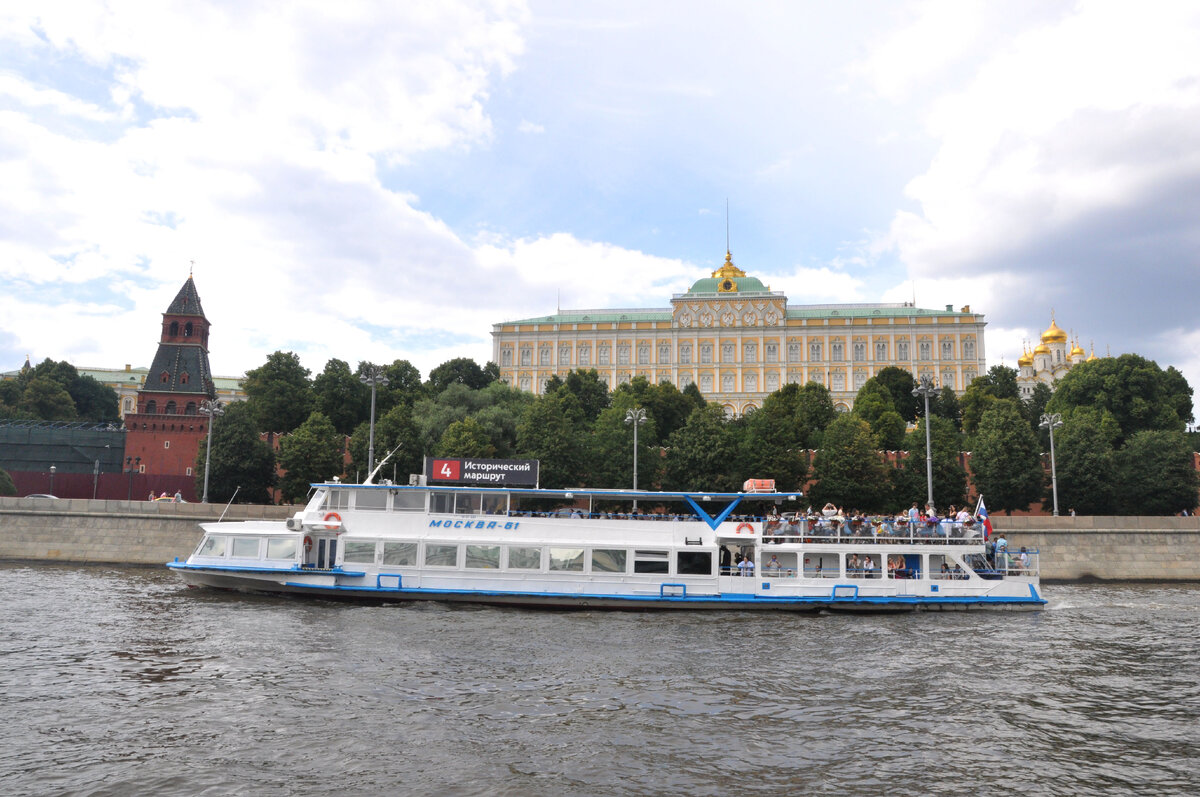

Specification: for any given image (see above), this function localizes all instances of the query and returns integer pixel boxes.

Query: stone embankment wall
[0,497,297,566]
[997,515,1200,581]
[1,498,1198,580]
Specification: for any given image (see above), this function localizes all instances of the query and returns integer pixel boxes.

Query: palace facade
[492,251,988,414]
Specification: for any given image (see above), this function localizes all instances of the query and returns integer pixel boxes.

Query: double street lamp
[912,375,937,511]
[1040,412,1063,516]
[360,366,389,480]
[625,407,647,511]
[199,399,224,503]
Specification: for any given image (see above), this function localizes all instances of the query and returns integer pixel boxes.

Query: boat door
[303,534,339,569]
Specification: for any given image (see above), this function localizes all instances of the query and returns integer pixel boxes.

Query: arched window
[169,321,179,336]
[145,400,157,414]
[185,402,197,415]
[165,401,177,415]
[180,372,190,384]
[160,371,170,384]
[184,322,193,337]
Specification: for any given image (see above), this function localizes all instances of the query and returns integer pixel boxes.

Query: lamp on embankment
[199,399,224,503]
[912,375,937,510]
[625,407,647,512]
[1040,412,1063,517]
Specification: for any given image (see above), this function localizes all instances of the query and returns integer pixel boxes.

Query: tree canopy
[195,401,276,504]
[969,398,1044,514]
[277,411,345,503]
[808,414,893,510]
[243,351,313,433]
[1047,354,1194,444]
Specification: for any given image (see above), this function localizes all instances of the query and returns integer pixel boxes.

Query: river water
[1,564,1196,796]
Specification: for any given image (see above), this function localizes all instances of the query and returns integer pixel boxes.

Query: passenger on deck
[863,557,875,578]
[738,555,755,577]
[765,553,782,575]
[847,553,859,575]
[1018,547,1031,574]
[952,563,965,579]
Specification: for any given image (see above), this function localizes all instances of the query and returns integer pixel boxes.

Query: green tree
[662,404,741,493]
[934,385,962,432]
[588,396,661,490]
[377,359,425,412]
[348,402,423,483]
[795,381,837,448]
[516,393,588,488]
[852,378,906,450]
[436,416,496,458]
[1047,354,1194,444]
[738,386,810,491]
[553,369,611,423]
[312,359,368,435]
[194,401,276,504]
[895,415,967,512]
[0,465,16,496]
[20,377,77,420]
[873,366,920,422]
[613,376,697,443]
[1114,430,1198,515]
[243,351,313,433]
[808,414,892,510]
[969,399,1043,514]
[278,412,345,503]
[426,357,494,393]
[1052,409,1118,515]
[961,365,1021,436]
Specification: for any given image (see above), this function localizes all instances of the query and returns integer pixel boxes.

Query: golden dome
[1017,346,1033,366]
[1070,340,1085,357]
[1034,342,1050,355]
[1041,317,1068,343]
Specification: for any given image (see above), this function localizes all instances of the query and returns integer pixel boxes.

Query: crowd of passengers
[759,502,984,542]
[718,551,970,579]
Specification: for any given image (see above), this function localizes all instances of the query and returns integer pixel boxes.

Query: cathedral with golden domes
[1017,316,1097,399]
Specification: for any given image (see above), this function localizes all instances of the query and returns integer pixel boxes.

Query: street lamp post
[360,366,390,480]
[49,465,56,496]
[912,376,937,511]
[1040,412,1064,516]
[624,407,647,511]
[199,399,224,503]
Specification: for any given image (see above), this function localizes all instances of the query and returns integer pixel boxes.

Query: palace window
[700,344,713,364]
[700,375,713,392]
[743,343,757,363]
[830,341,844,362]
[559,346,570,364]
[722,374,735,392]
[898,340,910,360]
[788,342,801,362]
[638,344,650,365]
[854,371,866,389]
[519,376,531,391]
[539,346,552,366]
[919,341,932,361]
[658,343,670,364]
[501,349,512,366]
[520,347,532,366]
[809,342,823,362]
[875,341,888,361]
[679,344,692,364]
[831,372,845,391]
[745,373,757,391]
[722,343,735,362]
[765,342,779,363]
[766,372,779,391]
[963,339,976,360]
[679,373,693,388]
[942,371,955,390]
[598,345,610,365]
[941,340,954,360]
[578,346,590,366]
[617,345,630,365]
[853,342,866,362]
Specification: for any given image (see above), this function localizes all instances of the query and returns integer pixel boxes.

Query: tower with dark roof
[123,276,216,498]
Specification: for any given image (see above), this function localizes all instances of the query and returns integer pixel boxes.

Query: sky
[2,0,1198,406]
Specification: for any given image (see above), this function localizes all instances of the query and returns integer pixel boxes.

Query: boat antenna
[217,485,241,522]
[364,442,405,485]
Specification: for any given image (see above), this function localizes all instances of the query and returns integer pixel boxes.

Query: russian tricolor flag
[976,496,993,540]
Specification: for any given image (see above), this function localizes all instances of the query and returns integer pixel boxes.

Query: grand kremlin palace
[492,252,987,415]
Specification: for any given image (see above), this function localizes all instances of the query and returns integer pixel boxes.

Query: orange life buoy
[303,536,313,553]
[736,522,754,534]
[323,512,341,530]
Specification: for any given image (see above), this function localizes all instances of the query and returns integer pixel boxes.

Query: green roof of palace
[500,304,967,326]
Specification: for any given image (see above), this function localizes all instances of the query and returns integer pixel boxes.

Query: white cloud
[517,119,545,133]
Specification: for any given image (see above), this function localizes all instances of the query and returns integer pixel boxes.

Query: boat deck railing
[762,520,984,545]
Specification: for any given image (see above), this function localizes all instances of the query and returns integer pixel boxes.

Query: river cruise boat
[168,480,1045,611]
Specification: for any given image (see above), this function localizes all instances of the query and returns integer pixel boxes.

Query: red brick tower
[123,276,215,499]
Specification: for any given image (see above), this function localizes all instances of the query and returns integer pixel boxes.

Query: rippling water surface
[1,564,1197,796]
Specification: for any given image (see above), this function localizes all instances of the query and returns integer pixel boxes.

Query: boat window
[591,549,627,573]
[198,536,227,557]
[430,492,454,514]
[455,493,484,514]
[343,541,378,564]
[324,490,350,512]
[392,492,425,512]
[231,537,261,559]
[355,490,387,511]
[507,546,542,570]
[803,554,838,578]
[425,544,459,567]
[466,545,500,569]
[382,542,418,566]
[481,495,508,515]
[634,549,670,574]
[845,553,882,579]
[266,538,297,560]
[549,547,585,572]
[676,551,712,576]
